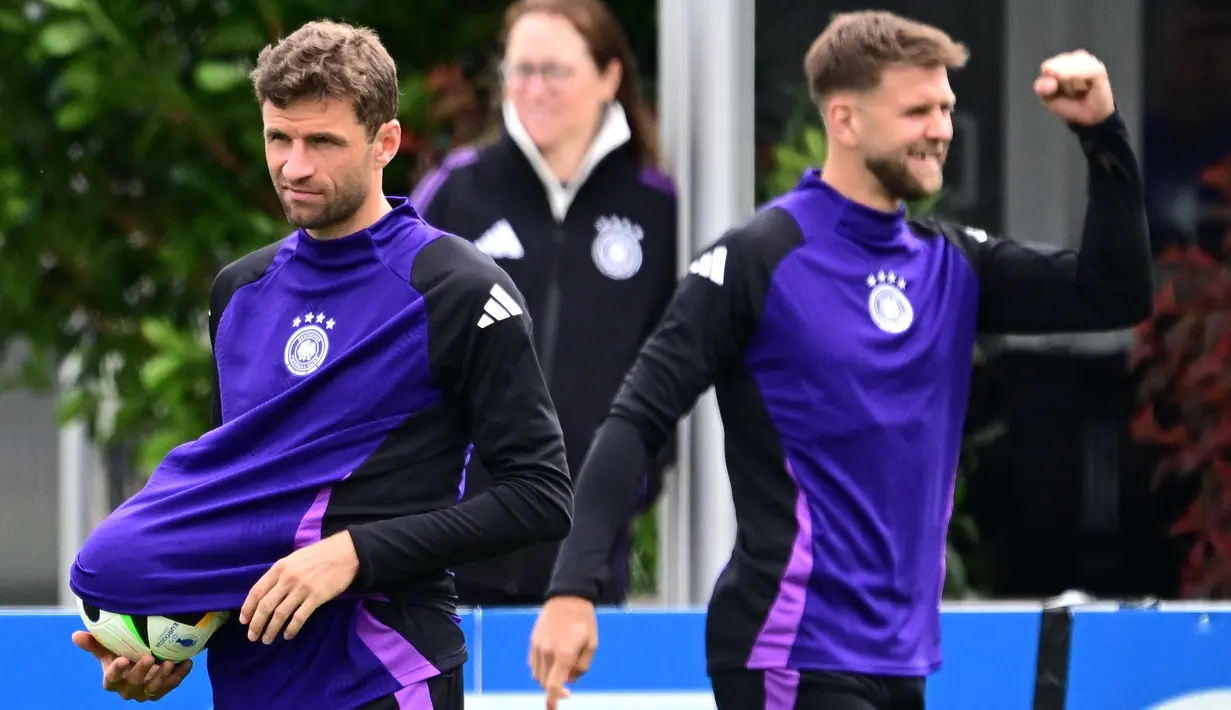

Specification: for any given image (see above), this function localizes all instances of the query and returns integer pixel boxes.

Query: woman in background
[412,0,678,607]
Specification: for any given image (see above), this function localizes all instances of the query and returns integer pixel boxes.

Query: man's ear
[373,119,402,168]
[824,95,860,149]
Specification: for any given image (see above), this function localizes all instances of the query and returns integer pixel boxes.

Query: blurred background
[1,0,1229,612]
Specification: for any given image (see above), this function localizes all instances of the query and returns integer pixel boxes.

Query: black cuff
[544,585,601,603]
[1068,107,1126,144]
[346,525,380,591]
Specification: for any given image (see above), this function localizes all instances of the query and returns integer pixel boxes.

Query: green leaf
[55,100,97,130]
[139,354,180,391]
[141,319,182,351]
[802,127,827,163]
[944,543,969,598]
[194,60,249,94]
[41,0,84,9]
[958,516,981,544]
[37,19,95,56]
[59,59,100,96]
[772,144,803,167]
[17,349,54,391]
[58,386,97,424]
[0,11,28,33]
[138,429,189,476]
[398,74,432,125]
[203,23,268,54]
[1,195,26,221]
[630,503,659,596]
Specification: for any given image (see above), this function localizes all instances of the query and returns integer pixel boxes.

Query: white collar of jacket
[502,99,632,222]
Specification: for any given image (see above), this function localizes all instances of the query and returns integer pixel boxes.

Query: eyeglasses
[500,60,576,86]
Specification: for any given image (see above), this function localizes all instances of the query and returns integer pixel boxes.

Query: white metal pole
[685,0,755,606]
[656,0,694,607]
[57,356,93,607]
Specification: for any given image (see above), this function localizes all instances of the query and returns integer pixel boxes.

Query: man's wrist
[1068,105,1121,134]
[331,530,361,579]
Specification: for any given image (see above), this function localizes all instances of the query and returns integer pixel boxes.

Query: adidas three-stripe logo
[477,284,524,329]
[688,246,727,285]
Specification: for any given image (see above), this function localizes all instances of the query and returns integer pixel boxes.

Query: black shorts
[710,668,925,710]
[357,667,464,710]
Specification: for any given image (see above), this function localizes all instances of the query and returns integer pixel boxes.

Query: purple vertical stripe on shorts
[410,147,479,212]
[457,443,472,501]
[764,668,801,710]
[394,678,434,710]
[746,458,814,668]
[356,601,441,686]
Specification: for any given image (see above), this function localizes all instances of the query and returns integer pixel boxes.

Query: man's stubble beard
[863,153,940,204]
[285,181,368,232]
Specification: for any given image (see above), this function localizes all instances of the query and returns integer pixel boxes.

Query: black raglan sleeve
[546,215,791,601]
[206,242,281,430]
[207,280,225,431]
[636,190,684,509]
[947,110,1154,334]
[346,235,573,585]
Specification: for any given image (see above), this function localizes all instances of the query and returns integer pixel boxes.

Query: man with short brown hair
[804,10,970,96]
[529,9,1151,710]
[250,19,399,141]
[71,19,573,709]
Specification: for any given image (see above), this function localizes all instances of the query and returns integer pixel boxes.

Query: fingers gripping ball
[77,596,229,663]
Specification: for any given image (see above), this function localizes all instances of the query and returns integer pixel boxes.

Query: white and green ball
[76,596,229,663]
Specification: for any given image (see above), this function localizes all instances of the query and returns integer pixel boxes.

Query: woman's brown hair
[501,0,661,169]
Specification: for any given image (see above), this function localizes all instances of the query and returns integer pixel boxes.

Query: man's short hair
[804,11,969,103]
[249,20,398,138]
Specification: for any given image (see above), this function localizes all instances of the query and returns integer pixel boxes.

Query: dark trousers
[357,667,464,710]
[711,668,925,710]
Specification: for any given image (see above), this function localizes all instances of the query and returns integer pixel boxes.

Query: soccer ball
[76,596,229,663]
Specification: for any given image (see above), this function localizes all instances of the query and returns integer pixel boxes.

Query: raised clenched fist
[1034,49,1116,126]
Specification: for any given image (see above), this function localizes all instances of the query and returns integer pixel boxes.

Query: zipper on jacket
[535,224,568,387]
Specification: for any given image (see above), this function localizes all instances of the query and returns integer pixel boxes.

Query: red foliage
[396,62,493,193]
[1132,234,1231,597]
[1201,155,1231,199]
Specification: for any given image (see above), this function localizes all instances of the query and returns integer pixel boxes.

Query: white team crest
[591,215,644,280]
[866,271,913,334]
[284,310,335,377]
